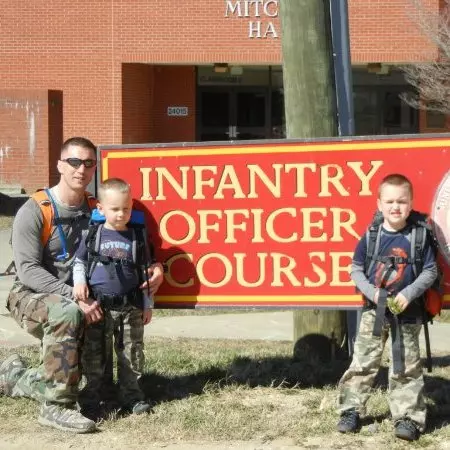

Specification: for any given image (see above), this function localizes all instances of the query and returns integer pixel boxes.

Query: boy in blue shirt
[73,178,153,419]
[336,174,437,441]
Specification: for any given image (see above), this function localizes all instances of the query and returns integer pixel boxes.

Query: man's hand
[140,263,164,295]
[77,297,103,324]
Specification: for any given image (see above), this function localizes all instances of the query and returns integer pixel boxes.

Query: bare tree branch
[400,0,450,115]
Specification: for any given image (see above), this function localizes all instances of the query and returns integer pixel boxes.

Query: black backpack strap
[86,224,137,281]
[411,225,422,278]
[408,211,432,276]
[422,313,432,373]
[86,223,102,281]
[365,224,382,275]
[374,255,412,265]
[390,315,405,374]
[409,219,434,371]
[373,288,389,337]
[134,225,152,302]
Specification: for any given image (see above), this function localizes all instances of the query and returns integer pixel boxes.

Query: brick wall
[153,66,196,143]
[122,65,196,144]
[0,90,62,193]
[0,0,442,187]
[122,64,155,144]
[349,0,439,62]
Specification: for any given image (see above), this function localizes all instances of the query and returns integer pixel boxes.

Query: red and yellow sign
[99,135,450,308]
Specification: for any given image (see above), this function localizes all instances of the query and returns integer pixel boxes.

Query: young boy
[73,178,153,419]
[336,174,438,441]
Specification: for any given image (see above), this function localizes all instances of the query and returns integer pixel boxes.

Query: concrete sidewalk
[1,226,449,355]
[1,271,450,354]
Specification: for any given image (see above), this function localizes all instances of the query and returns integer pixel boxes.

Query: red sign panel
[99,136,450,309]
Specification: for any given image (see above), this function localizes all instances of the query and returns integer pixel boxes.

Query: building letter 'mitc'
[225,1,242,17]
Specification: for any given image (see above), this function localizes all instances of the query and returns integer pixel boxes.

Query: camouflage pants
[337,309,426,430]
[6,280,84,405]
[79,305,145,409]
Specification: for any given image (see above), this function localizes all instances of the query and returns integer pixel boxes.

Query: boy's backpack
[364,209,444,319]
[32,188,97,251]
[364,209,444,372]
[84,206,155,309]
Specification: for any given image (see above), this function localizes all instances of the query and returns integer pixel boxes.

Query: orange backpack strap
[85,191,98,210]
[31,189,97,248]
[31,190,53,247]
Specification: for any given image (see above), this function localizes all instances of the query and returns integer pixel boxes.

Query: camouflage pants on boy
[79,305,145,411]
[337,309,426,431]
[6,280,84,404]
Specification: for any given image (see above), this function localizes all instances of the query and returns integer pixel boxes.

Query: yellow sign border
[101,137,450,307]
[154,294,450,304]
[101,138,450,179]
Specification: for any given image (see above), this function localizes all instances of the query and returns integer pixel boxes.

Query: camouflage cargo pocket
[7,281,48,340]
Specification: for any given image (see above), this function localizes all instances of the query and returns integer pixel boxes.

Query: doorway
[197,87,271,141]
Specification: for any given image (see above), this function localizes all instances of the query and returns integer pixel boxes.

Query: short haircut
[61,137,97,156]
[378,173,413,199]
[98,177,131,202]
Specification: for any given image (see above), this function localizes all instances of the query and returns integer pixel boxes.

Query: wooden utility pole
[279,0,348,361]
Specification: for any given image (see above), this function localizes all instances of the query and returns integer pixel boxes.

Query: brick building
[0,0,445,193]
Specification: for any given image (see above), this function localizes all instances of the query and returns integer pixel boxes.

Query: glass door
[198,87,270,141]
[381,89,418,135]
[199,90,231,141]
[235,89,268,140]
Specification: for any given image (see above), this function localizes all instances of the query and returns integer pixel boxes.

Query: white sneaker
[38,401,97,433]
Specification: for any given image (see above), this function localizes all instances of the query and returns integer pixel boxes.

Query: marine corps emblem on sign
[432,170,450,266]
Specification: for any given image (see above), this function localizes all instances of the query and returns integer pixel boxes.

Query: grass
[435,311,450,324]
[1,338,450,448]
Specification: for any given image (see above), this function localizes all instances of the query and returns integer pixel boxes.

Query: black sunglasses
[61,158,97,169]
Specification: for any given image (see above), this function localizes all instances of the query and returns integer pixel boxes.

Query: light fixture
[367,63,389,75]
[213,63,229,73]
[367,63,382,73]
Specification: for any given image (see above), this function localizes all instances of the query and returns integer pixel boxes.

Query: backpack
[31,188,97,250]
[5,189,97,270]
[84,205,155,309]
[364,210,444,319]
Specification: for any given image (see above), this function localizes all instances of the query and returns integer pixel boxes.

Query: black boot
[394,418,420,441]
[337,409,360,433]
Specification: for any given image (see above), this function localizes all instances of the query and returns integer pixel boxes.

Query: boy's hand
[393,293,409,312]
[73,283,89,302]
[140,263,164,295]
[143,308,152,325]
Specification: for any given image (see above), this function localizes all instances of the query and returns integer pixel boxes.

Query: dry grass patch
[1,338,450,449]
[435,311,450,324]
